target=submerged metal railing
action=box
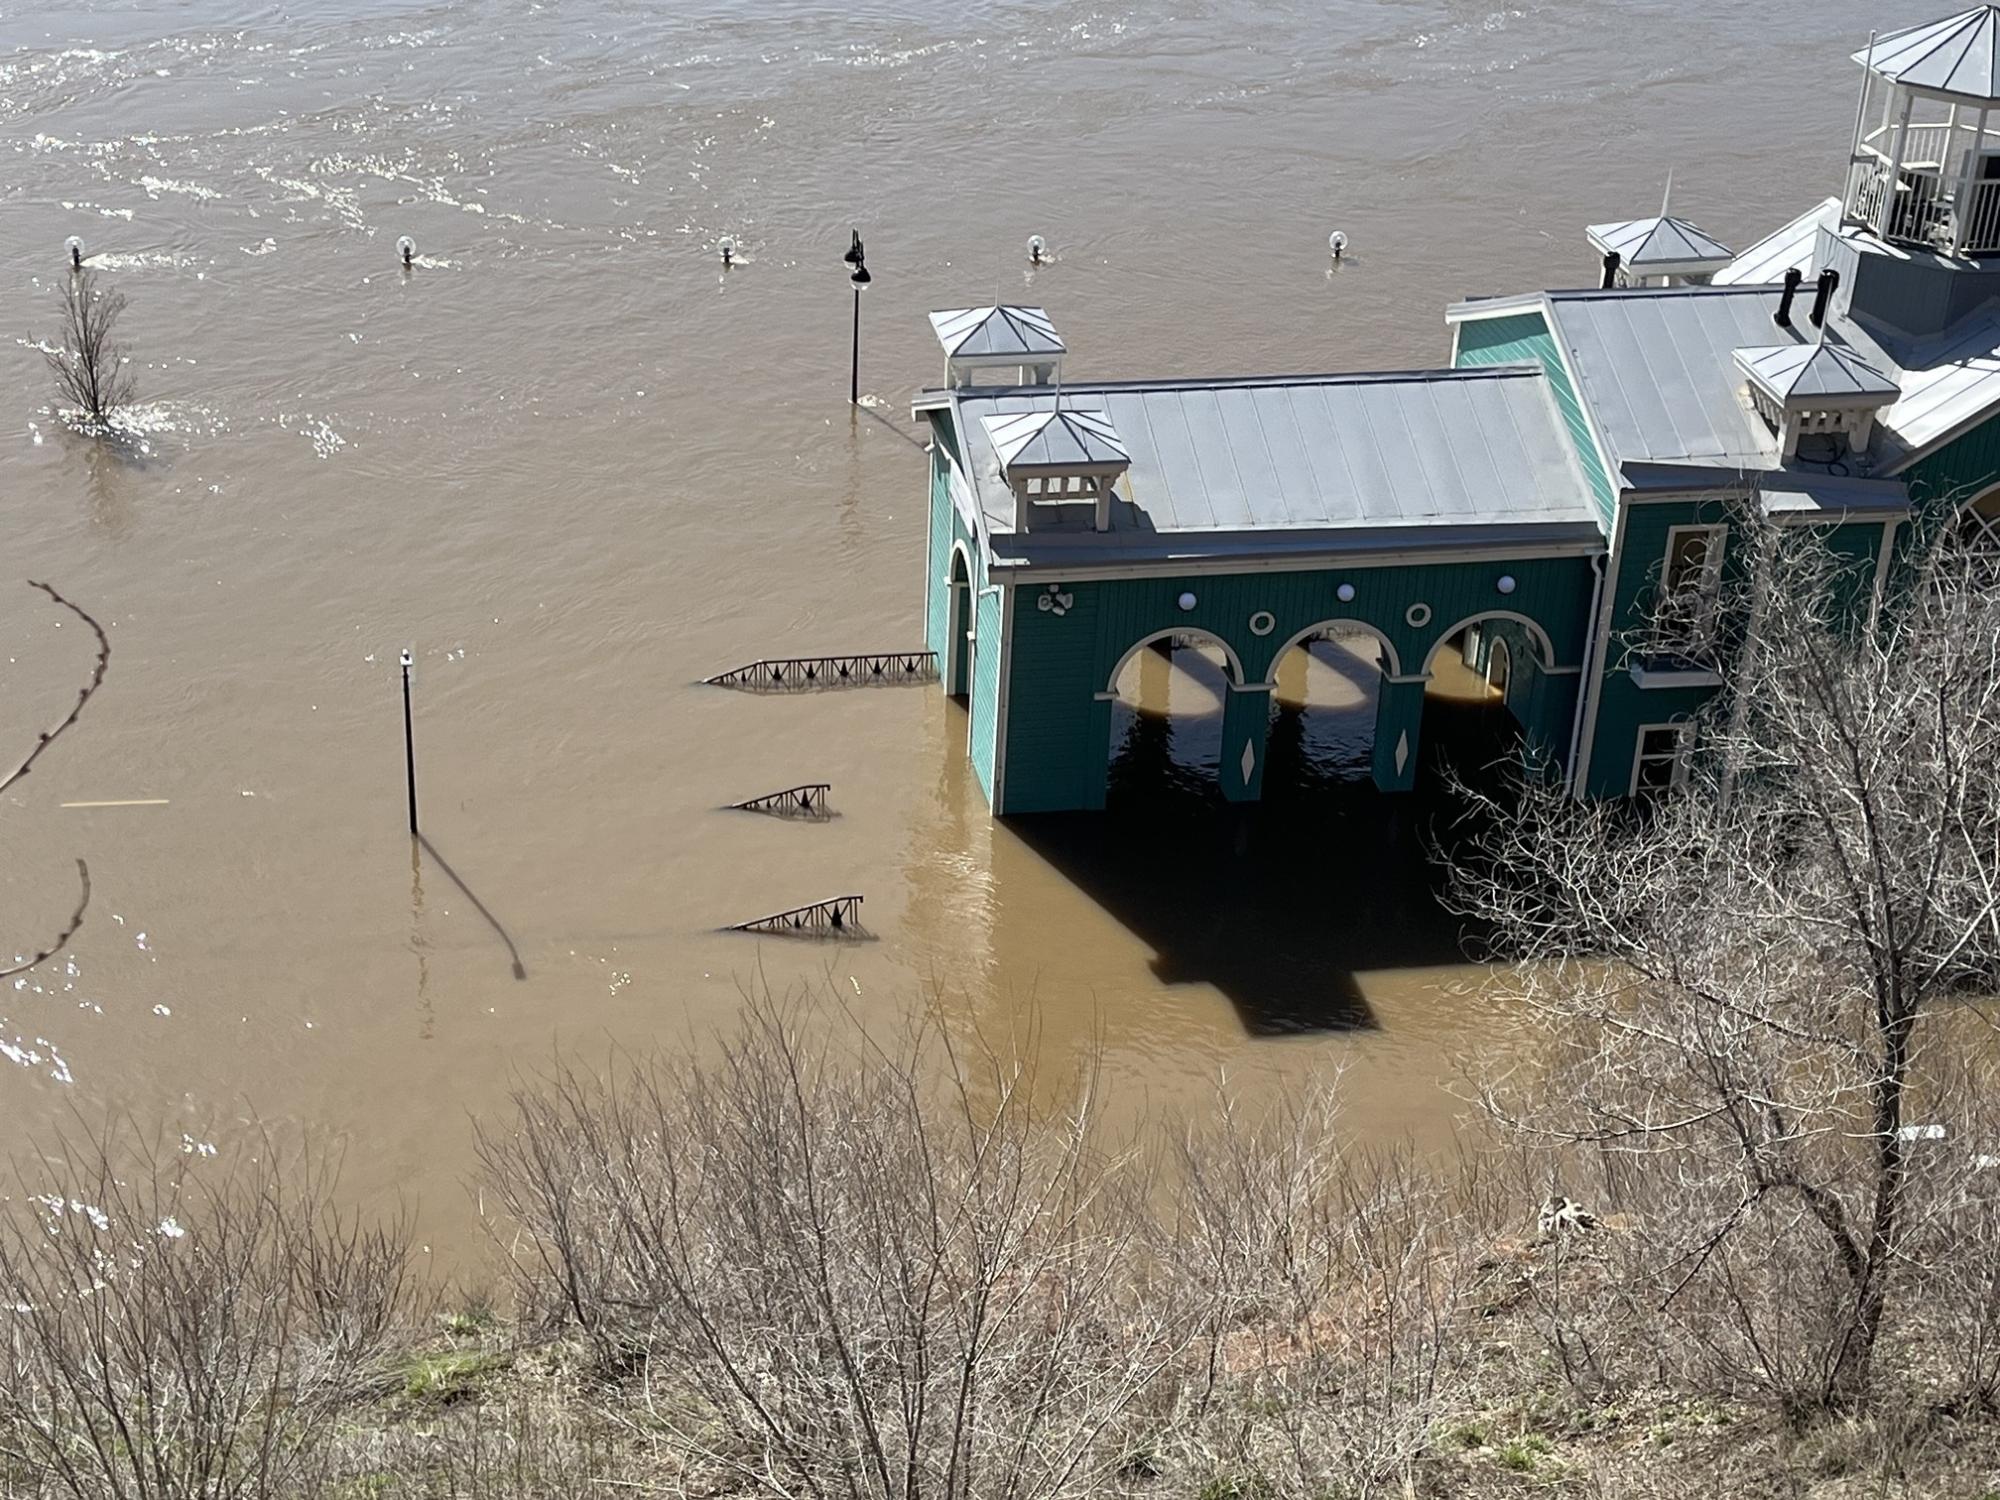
[703,651,937,690]
[728,783,832,818]
[727,894,864,936]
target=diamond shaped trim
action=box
[1394,731,1410,777]
[1239,739,1257,788]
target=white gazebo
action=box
[1586,214,1733,286]
[929,306,1066,388]
[1845,6,2000,256]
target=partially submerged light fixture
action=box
[397,235,417,268]
[1027,233,1048,265]
[1328,230,1348,260]
[64,235,84,270]
[719,234,736,268]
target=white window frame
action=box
[1629,720,1695,798]
[1659,523,1726,648]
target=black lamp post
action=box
[400,648,419,836]
[844,230,870,405]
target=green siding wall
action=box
[925,446,953,660]
[1580,497,1888,798]
[1454,311,1617,528]
[997,553,1597,815]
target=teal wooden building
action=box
[919,7,2000,815]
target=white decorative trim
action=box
[1227,680,1276,693]
[1239,739,1257,788]
[1382,672,1436,686]
[1629,719,1695,797]
[1259,619,1404,682]
[990,536,1606,585]
[1571,502,1632,798]
[1405,601,1433,628]
[1628,664,1723,689]
[991,584,1017,811]
[1102,628,1247,694]
[1419,610,1559,674]
[1248,609,1276,636]
[1393,731,1411,777]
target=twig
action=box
[1,581,111,978]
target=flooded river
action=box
[0,0,1936,1257]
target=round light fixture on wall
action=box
[1497,574,1518,595]
[1336,582,1356,603]
[1405,601,1433,628]
[1177,591,1198,612]
[1248,610,1276,637]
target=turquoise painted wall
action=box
[1454,311,1617,529]
[996,553,1597,814]
[1579,496,1888,798]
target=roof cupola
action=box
[980,406,1129,532]
[929,306,1065,388]
[1733,338,1901,460]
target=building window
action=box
[1631,723,1693,798]
[1657,525,1725,654]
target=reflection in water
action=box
[1067,635,1516,1035]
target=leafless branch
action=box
[2,580,110,979]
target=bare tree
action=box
[1449,506,2000,1412]
[0,1125,416,1500]
[38,269,136,430]
[477,990,1206,1500]
[2,581,109,980]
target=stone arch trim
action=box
[1420,610,1557,675]
[1103,627,1248,695]
[1256,618,1403,684]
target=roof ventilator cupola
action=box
[980,406,1130,533]
[1733,337,1901,461]
[929,305,1066,389]
[1584,214,1733,287]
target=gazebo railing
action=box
[1850,122,2000,256]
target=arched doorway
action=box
[1104,629,1245,806]
[944,546,973,698]
[1259,622,1400,796]
[1417,612,1556,790]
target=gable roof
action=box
[929,305,1065,360]
[1586,215,1733,270]
[1856,6,2000,106]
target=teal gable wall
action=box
[998,554,1596,815]
[1454,311,1617,529]
[1580,495,1888,798]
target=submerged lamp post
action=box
[844,229,870,405]
[397,235,416,269]
[64,236,84,271]
[399,648,419,836]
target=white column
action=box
[1880,88,1915,239]
[1958,107,1992,255]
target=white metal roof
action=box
[981,408,1128,471]
[1855,7,2000,106]
[929,306,1065,360]
[1734,341,1901,405]
[947,367,1598,547]
[1713,198,1842,286]
[1586,215,1733,271]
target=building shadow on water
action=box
[1004,695,1512,1037]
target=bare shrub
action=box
[36,269,136,430]
[0,1126,417,1499]
[1163,1084,1490,1499]
[477,991,1206,1500]
[1450,509,2000,1414]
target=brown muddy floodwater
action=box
[0,0,1940,1263]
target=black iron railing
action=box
[704,652,937,690]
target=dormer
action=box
[1844,7,2000,257]
[930,306,1066,388]
[1586,215,1733,287]
[981,407,1129,532]
[1734,340,1901,460]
